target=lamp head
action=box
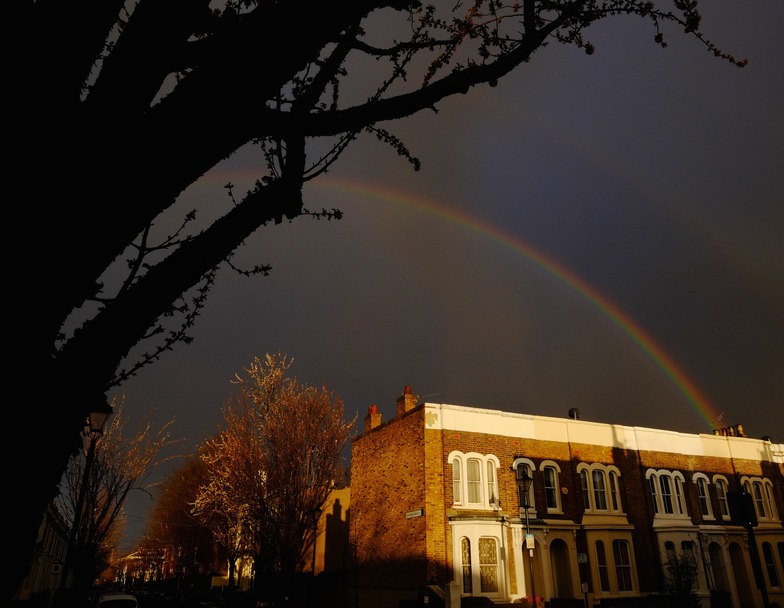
[515,463,533,492]
[88,404,113,434]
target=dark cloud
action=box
[116,2,784,549]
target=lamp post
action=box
[516,465,536,608]
[59,406,112,597]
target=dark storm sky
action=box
[115,1,784,547]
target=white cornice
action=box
[422,402,784,463]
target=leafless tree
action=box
[192,436,257,590]
[8,0,745,598]
[132,456,219,589]
[194,354,356,599]
[55,397,178,604]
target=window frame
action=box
[712,475,730,519]
[486,460,498,507]
[778,543,784,582]
[449,451,501,510]
[693,473,714,520]
[646,469,688,518]
[577,463,623,513]
[596,540,610,592]
[612,539,634,592]
[660,475,674,514]
[467,457,483,505]
[740,476,780,522]
[764,480,779,521]
[453,459,463,506]
[762,542,780,588]
[593,469,609,510]
[609,471,620,511]
[540,460,562,514]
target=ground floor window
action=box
[596,541,610,592]
[479,537,500,593]
[454,523,505,599]
[462,538,473,593]
[588,531,637,595]
[613,540,633,591]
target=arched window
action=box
[752,481,767,518]
[453,459,463,506]
[764,481,779,521]
[540,460,562,513]
[674,476,685,514]
[461,537,472,593]
[778,543,784,579]
[467,458,482,504]
[449,451,500,509]
[609,471,620,511]
[713,476,730,519]
[665,541,676,563]
[681,541,696,563]
[596,541,610,592]
[646,469,688,517]
[660,476,674,513]
[478,537,500,593]
[593,470,608,510]
[740,476,780,522]
[693,473,714,519]
[486,461,498,507]
[762,543,779,587]
[613,540,634,591]
[577,463,622,513]
[581,470,590,509]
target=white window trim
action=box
[646,469,689,519]
[763,480,779,521]
[591,532,638,595]
[612,538,635,593]
[740,476,779,522]
[692,473,715,520]
[540,460,563,514]
[577,463,623,513]
[712,475,730,520]
[450,521,507,598]
[449,451,501,510]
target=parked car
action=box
[94,591,139,608]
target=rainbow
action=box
[187,167,722,431]
[311,176,721,432]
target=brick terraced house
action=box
[349,387,784,608]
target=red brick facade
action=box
[350,389,784,608]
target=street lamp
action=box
[516,465,536,608]
[59,405,112,596]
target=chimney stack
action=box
[396,385,418,416]
[364,404,382,432]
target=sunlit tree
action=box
[194,354,355,599]
[9,0,745,598]
[134,456,218,589]
[192,434,254,588]
[55,397,177,604]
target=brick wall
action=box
[350,400,784,608]
[350,406,428,591]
